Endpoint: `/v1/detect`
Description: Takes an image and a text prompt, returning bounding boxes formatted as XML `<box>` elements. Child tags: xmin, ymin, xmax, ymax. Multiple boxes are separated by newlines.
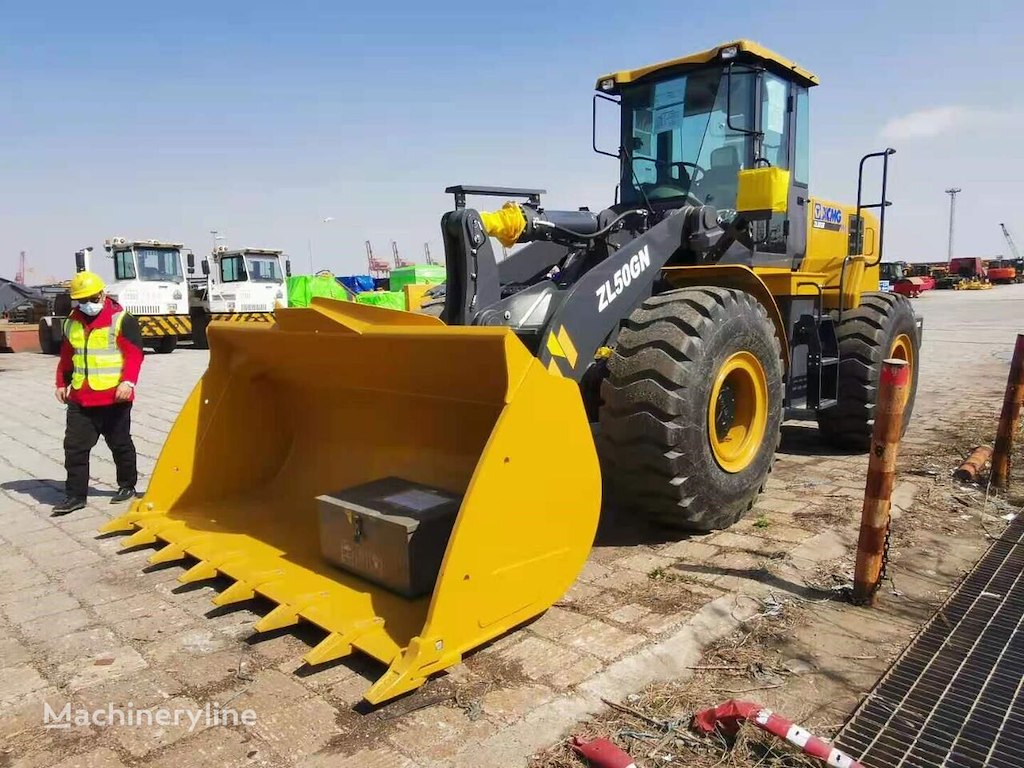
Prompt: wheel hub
<box><xmin>707</xmin><ymin>351</ymin><xmax>769</xmax><ymax>474</ymax></box>
<box><xmin>714</xmin><ymin>384</ymin><xmax>737</xmax><ymax>441</ymax></box>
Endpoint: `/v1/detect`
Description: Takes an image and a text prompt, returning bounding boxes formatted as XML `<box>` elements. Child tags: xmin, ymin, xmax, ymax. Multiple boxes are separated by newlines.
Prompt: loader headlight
<box><xmin>166</xmin><ymin>304</ymin><xmax>177</xmax><ymax>314</ymax></box>
<box><xmin>720</xmin><ymin>45</ymin><xmax>739</xmax><ymax>60</ymax></box>
<box><xmin>599</xmin><ymin>78</ymin><xmax>615</xmax><ymax>91</ymax></box>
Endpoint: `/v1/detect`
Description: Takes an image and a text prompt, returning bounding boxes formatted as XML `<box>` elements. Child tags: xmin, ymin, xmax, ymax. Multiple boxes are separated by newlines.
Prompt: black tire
<box><xmin>817</xmin><ymin>292</ymin><xmax>920</xmax><ymax>450</ymax></box>
<box><xmin>154</xmin><ymin>336</ymin><xmax>178</xmax><ymax>354</ymax></box>
<box><xmin>191</xmin><ymin>312</ymin><xmax>210</xmax><ymax>350</ymax></box>
<box><xmin>38</xmin><ymin>319</ymin><xmax>59</xmax><ymax>355</ymax></box>
<box><xmin>597</xmin><ymin>287</ymin><xmax>784</xmax><ymax>532</ymax></box>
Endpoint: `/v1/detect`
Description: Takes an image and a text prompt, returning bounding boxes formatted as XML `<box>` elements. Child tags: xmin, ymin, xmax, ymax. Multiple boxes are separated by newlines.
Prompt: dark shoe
<box><xmin>110</xmin><ymin>487</ymin><xmax>137</xmax><ymax>504</ymax></box>
<box><xmin>52</xmin><ymin>496</ymin><xmax>87</xmax><ymax>516</ymax></box>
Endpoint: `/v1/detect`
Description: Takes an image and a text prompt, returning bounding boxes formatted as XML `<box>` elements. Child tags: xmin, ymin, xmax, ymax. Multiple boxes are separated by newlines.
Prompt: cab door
<box><xmin>754</xmin><ymin>73</ymin><xmax>811</xmax><ymax>269</ymax></box>
<box><xmin>788</xmin><ymin>84</ymin><xmax>810</xmax><ymax>269</ymax></box>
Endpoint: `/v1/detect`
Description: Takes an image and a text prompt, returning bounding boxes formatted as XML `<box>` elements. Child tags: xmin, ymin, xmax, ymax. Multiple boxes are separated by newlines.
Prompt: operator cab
<box><xmin>596</xmin><ymin>40</ymin><xmax>817</xmax><ymax>267</ymax></box>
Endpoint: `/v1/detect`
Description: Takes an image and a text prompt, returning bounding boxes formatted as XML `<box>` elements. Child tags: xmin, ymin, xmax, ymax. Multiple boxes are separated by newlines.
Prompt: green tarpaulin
<box><xmin>389</xmin><ymin>264</ymin><xmax>446</xmax><ymax>293</ymax></box>
<box><xmin>355</xmin><ymin>291</ymin><xmax>406</xmax><ymax>310</ymax></box>
<box><xmin>286</xmin><ymin>275</ymin><xmax>350</xmax><ymax>308</ymax></box>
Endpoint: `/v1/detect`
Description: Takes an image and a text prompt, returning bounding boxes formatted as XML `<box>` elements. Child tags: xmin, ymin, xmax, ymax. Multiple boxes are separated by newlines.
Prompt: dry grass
<box><xmin>528</xmin><ymin>601</ymin><xmax>830</xmax><ymax>768</ymax></box>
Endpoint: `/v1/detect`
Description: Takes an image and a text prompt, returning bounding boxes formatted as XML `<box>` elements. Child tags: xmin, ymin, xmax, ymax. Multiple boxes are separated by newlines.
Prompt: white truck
<box><xmin>187</xmin><ymin>246</ymin><xmax>290</xmax><ymax>348</ymax></box>
<box><xmin>39</xmin><ymin>238</ymin><xmax>195</xmax><ymax>355</ymax></box>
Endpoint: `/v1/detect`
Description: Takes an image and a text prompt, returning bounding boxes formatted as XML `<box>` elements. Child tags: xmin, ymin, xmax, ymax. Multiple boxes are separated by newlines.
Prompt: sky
<box><xmin>2</xmin><ymin>0</ymin><xmax>1023</xmax><ymax>283</ymax></box>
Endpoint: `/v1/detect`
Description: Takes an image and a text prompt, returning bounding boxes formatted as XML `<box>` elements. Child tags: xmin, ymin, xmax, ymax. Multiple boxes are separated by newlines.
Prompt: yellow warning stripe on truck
<box><xmin>209</xmin><ymin>312</ymin><xmax>275</xmax><ymax>323</ymax></box>
<box><xmin>137</xmin><ymin>315</ymin><xmax>192</xmax><ymax>337</ymax></box>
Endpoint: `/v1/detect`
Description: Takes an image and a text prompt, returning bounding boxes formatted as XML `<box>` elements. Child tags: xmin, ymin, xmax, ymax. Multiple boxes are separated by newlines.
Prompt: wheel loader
<box><xmin>103</xmin><ymin>39</ymin><xmax>922</xmax><ymax>704</ymax></box>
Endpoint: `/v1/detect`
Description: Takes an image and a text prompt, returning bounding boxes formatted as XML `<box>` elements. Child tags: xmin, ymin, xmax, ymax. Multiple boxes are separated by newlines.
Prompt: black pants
<box><xmin>64</xmin><ymin>402</ymin><xmax>138</xmax><ymax>498</ymax></box>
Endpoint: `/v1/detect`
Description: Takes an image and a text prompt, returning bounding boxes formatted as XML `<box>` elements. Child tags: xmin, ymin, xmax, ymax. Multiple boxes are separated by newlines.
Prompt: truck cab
<box><xmin>102</xmin><ymin>237</ymin><xmax>193</xmax><ymax>353</ymax></box>
<box><xmin>200</xmin><ymin>247</ymin><xmax>289</xmax><ymax>313</ymax></box>
<box><xmin>187</xmin><ymin>247</ymin><xmax>291</xmax><ymax>348</ymax></box>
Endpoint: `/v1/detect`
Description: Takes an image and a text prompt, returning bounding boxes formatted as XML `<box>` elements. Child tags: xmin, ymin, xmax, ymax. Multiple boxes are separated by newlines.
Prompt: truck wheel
<box><xmin>598</xmin><ymin>287</ymin><xmax>784</xmax><ymax>532</ymax></box>
<box><xmin>155</xmin><ymin>336</ymin><xmax>178</xmax><ymax>354</ymax></box>
<box><xmin>817</xmin><ymin>292</ymin><xmax>920</xmax><ymax>450</ymax></box>
<box><xmin>38</xmin><ymin>319</ymin><xmax>59</xmax><ymax>355</ymax></box>
<box><xmin>191</xmin><ymin>313</ymin><xmax>210</xmax><ymax>349</ymax></box>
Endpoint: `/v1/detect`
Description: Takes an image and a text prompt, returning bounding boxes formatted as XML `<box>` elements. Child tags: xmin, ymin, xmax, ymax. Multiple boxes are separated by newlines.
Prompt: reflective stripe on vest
<box><xmin>65</xmin><ymin>311</ymin><xmax>126</xmax><ymax>391</ymax></box>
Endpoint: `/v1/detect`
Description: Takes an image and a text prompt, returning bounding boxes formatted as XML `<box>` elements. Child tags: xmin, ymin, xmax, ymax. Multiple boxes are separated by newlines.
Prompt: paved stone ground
<box><xmin>2</xmin><ymin>285</ymin><xmax>1022</xmax><ymax>768</ymax></box>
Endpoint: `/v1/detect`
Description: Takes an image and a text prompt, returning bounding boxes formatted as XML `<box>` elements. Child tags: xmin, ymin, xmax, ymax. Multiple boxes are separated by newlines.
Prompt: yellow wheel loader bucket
<box><xmin>101</xmin><ymin>298</ymin><xmax>600</xmax><ymax>704</ymax></box>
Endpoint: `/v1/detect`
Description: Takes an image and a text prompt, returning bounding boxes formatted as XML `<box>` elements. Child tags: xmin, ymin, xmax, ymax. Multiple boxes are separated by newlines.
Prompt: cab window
<box><xmin>113</xmin><ymin>250</ymin><xmax>136</xmax><ymax>280</ymax></box>
<box><xmin>220</xmin><ymin>254</ymin><xmax>247</xmax><ymax>283</ymax></box>
<box><xmin>619</xmin><ymin>66</ymin><xmax>754</xmax><ymax>211</ymax></box>
<box><xmin>793</xmin><ymin>86</ymin><xmax>809</xmax><ymax>186</ymax></box>
<box><xmin>760</xmin><ymin>73</ymin><xmax>790</xmax><ymax>169</ymax></box>
<box><xmin>756</xmin><ymin>74</ymin><xmax>793</xmax><ymax>255</ymax></box>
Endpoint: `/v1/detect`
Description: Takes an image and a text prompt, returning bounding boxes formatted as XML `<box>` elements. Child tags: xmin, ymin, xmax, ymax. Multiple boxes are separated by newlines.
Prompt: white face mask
<box><xmin>77</xmin><ymin>300</ymin><xmax>104</xmax><ymax>316</ymax></box>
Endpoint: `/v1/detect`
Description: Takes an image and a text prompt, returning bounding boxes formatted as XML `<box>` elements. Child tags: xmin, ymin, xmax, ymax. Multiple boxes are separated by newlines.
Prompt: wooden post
<box><xmin>853</xmin><ymin>359</ymin><xmax>910</xmax><ymax>606</ymax></box>
<box><xmin>992</xmin><ymin>334</ymin><xmax>1024</xmax><ymax>489</ymax></box>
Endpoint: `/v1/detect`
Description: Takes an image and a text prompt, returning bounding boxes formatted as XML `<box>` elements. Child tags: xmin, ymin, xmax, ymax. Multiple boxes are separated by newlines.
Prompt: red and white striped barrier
<box><xmin>693</xmin><ymin>699</ymin><xmax>864</xmax><ymax>768</ymax></box>
<box><xmin>569</xmin><ymin>736</ymin><xmax>635</xmax><ymax>768</ymax></box>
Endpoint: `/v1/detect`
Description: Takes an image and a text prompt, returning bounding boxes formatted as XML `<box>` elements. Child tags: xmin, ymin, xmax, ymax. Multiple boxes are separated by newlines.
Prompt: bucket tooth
<box><xmin>99</xmin><ymin>516</ymin><xmax>138</xmax><ymax>534</ymax></box>
<box><xmin>147</xmin><ymin>544</ymin><xmax>187</xmax><ymax>566</ymax></box>
<box><xmin>121</xmin><ymin>528</ymin><xmax>159</xmax><ymax>550</ymax></box>
<box><xmin>179</xmin><ymin>560</ymin><xmax>219</xmax><ymax>584</ymax></box>
<box><xmin>304</xmin><ymin>619</ymin><xmax>386</xmax><ymax>667</ymax></box>
<box><xmin>253</xmin><ymin>604</ymin><xmax>301</xmax><ymax>633</ymax></box>
<box><xmin>212</xmin><ymin>580</ymin><xmax>256</xmax><ymax>607</ymax></box>
<box><xmin>304</xmin><ymin>632</ymin><xmax>355</xmax><ymax>666</ymax></box>
<box><xmin>253</xmin><ymin>590</ymin><xmax>325</xmax><ymax>634</ymax></box>
<box><xmin>364</xmin><ymin>635</ymin><xmax>451</xmax><ymax>705</ymax></box>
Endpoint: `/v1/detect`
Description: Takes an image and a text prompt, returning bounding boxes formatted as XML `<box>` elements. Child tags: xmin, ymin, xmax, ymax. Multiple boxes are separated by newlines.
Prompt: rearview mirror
<box><xmin>74</xmin><ymin>250</ymin><xmax>86</xmax><ymax>273</ymax></box>
<box><xmin>725</xmin><ymin>63</ymin><xmax>759</xmax><ymax>136</ymax></box>
<box><xmin>201</xmin><ymin>260</ymin><xmax>210</xmax><ymax>276</ymax></box>
<box><xmin>186</xmin><ymin>251</ymin><xmax>195</xmax><ymax>274</ymax></box>
<box><xmin>592</xmin><ymin>92</ymin><xmax>621</xmax><ymax>160</ymax></box>
<box><xmin>285</xmin><ymin>258</ymin><xmax>292</xmax><ymax>277</ymax></box>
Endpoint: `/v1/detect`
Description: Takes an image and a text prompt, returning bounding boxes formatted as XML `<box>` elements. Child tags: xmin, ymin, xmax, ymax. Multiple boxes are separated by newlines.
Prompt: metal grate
<box><xmin>126</xmin><ymin>304</ymin><xmax>161</xmax><ymax>315</ymax></box>
<box><xmin>836</xmin><ymin>513</ymin><xmax>1024</xmax><ymax>768</ymax></box>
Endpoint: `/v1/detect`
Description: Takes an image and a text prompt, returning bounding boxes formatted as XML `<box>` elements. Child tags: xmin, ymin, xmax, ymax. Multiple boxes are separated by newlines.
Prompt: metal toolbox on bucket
<box><xmin>316</xmin><ymin>477</ymin><xmax>463</xmax><ymax>598</ymax></box>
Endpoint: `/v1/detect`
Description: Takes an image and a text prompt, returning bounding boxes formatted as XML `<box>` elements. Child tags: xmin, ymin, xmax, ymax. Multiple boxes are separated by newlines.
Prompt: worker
<box><xmin>52</xmin><ymin>271</ymin><xmax>144</xmax><ymax>516</ymax></box>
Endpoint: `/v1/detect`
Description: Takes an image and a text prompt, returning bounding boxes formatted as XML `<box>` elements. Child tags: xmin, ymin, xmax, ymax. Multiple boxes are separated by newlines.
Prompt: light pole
<box><xmin>308</xmin><ymin>217</ymin><xmax>334</xmax><ymax>273</ymax></box>
<box><xmin>945</xmin><ymin>187</ymin><xmax>961</xmax><ymax>262</ymax></box>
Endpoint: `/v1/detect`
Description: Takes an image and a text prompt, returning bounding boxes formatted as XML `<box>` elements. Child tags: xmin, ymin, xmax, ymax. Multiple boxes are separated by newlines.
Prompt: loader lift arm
<box><xmin>440</xmin><ymin>197</ymin><xmax>726</xmax><ymax>378</ymax></box>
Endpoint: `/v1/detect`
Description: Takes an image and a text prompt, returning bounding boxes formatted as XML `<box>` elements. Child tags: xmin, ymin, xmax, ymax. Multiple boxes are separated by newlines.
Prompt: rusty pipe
<box><xmin>992</xmin><ymin>334</ymin><xmax>1024</xmax><ymax>488</ymax></box>
<box><xmin>853</xmin><ymin>359</ymin><xmax>910</xmax><ymax>606</ymax></box>
<box><xmin>954</xmin><ymin>445</ymin><xmax>993</xmax><ymax>483</ymax></box>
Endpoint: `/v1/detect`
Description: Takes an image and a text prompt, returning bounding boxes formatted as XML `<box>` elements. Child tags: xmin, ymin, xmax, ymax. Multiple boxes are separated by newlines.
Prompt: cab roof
<box><xmin>108</xmin><ymin>239</ymin><xmax>184</xmax><ymax>250</ymax></box>
<box><xmin>219</xmin><ymin>248</ymin><xmax>284</xmax><ymax>257</ymax></box>
<box><xmin>595</xmin><ymin>39</ymin><xmax>819</xmax><ymax>93</ymax></box>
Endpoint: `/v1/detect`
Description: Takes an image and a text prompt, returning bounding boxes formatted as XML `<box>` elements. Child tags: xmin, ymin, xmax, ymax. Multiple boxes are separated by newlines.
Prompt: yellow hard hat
<box><xmin>69</xmin><ymin>271</ymin><xmax>106</xmax><ymax>300</ymax></box>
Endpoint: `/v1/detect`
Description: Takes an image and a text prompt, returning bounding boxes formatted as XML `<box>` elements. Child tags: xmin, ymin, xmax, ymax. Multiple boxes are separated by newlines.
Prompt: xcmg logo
<box><xmin>812</xmin><ymin>203</ymin><xmax>844</xmax><ymax>232</ymax></box>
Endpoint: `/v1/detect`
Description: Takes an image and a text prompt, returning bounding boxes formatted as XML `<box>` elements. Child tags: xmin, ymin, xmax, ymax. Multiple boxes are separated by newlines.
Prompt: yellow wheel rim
<box><xmin>889</xmin><ymin>333</ymin><xmax>915</xmax><ymax>407</ymax></box>
<box><xmin>708</xmin><ymin>351</ymin><xmax>768</xmax><ymax>473</ymax></box>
